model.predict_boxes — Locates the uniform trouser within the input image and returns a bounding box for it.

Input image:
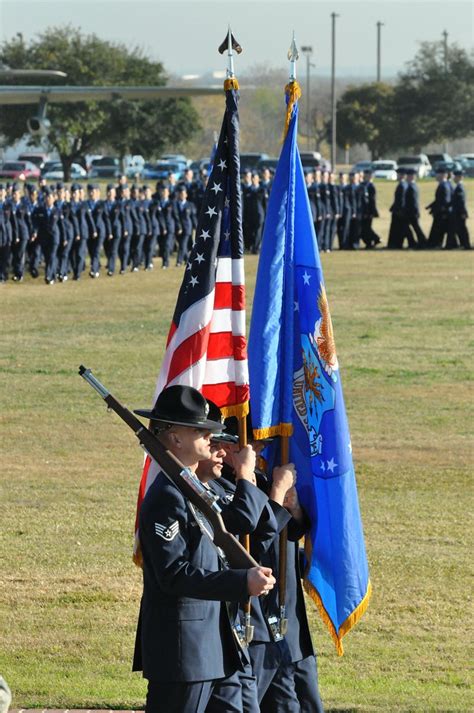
[41,238,59,281]
[248,640,300,712]
[71,237,88,278]
[360,217,381,248]
[239,660,260,713]
[29,239,43,274]
[0,243,11,280]
[131,232,145,268]
[247,221,264,254]
[454,216,471,249]
[314,219,323,250]
[11,237,29,278]
[104,235,121,273]
[159,232,174,267]
[57,236,74,277]
[145,671,243,713]
[119,233,132,270]
[427,216,449,248]
[406,217,426,247]
[321,217,336,251]
[445,216,460,249]
[342,217,360,249]
[176,231,191,265]
[143,233,158,267]
[88,234,105,273]
[387,215,405,249]
[292,655,325,713]
[336,217,345,249]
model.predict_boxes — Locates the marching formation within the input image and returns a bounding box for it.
[0,163,470,284]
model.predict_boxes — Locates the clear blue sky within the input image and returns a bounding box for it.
[1,0,472,79]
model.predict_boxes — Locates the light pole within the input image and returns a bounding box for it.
[376,21,384,82]
[442,30,449,152]
[301,45,314,150]
[330,12,339,171]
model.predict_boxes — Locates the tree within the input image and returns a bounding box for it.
[0,27,200,179]
[392,41,474,151]
[336,82,396,159]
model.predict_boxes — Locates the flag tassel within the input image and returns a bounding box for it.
[303,578,373,656]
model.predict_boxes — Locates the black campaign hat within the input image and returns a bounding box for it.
[224,412,274,444]
[207,401,239,444]
[134,385,224,432]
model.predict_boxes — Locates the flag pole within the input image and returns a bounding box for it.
[219,25,253,644]
[278,32,300,637]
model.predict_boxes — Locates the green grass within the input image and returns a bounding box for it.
[0,186,473,711]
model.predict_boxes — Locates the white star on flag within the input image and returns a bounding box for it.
[223,231,230,240]
[211,182,223,194]
[302,271,311,285]
[294,301,299,311]
[200,229,211,240]
[218,159,227,170]
[194,253,205,264]
[189,275,199,287]
[327,458,337,473]
[224,197,230,208]
[320,461,326,472]
[205,206,217,218]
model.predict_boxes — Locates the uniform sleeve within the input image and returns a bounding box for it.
[140,484,249,602]
[218,479,269,534]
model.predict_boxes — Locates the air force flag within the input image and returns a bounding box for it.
[248,82,371,655]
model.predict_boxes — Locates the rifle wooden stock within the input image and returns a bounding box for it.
[78,365,258,571]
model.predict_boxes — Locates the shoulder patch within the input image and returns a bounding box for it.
[154,520,179,541]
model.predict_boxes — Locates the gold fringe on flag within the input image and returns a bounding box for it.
[283,80,302,140]
[224,77,240,91]
[303,577,373,656]
[252,422,294,441]
[220,400,249,419]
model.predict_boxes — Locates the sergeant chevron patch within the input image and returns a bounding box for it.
[154,520,179,541]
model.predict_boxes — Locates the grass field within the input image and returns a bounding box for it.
[0,182,473,712]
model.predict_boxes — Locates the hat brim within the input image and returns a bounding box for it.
[133,409,224,433]
[210,432,240,444]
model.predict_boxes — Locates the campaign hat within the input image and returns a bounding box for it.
[207,401,239,444]
[134,385,224,432]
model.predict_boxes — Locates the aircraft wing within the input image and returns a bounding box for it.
[0,85,222,105]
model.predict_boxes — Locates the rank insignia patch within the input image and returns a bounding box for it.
[154,520,179,541]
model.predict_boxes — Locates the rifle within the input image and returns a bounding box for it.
[78,365,258,571]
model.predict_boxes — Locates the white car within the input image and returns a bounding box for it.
[372,160,398,180]
[43,162,87,180]
[397,154,431,179]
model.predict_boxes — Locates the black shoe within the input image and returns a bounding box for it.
[31,268,39,278]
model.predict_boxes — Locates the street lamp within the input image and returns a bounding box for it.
[330,12,339,171]
[301,45,315,150]
[376,21,384,82]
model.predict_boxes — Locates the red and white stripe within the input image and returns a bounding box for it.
[133,256,249,562]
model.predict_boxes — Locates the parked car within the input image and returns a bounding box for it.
[454,154,474,177]
[429,160,463,177]
[371,160,398,180]
[0,160,41,180]
[240,153,269,173]
[396,154,431,178]
[351,160,373,174]
[299,151,322,163]
[42,162,87,180]
[161,153,188,166]
[18,152,49,170]
[427,153,453,166]
[125,154,145,178]
[142,161,184,182]
[257,157,279,171]
[88,156,120,178]
[189,158,211,173]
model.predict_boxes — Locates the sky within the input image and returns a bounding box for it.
[0,0,473,79]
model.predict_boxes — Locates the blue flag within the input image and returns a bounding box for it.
[248,84,371,655]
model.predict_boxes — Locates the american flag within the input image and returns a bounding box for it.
[133,85,249,563]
